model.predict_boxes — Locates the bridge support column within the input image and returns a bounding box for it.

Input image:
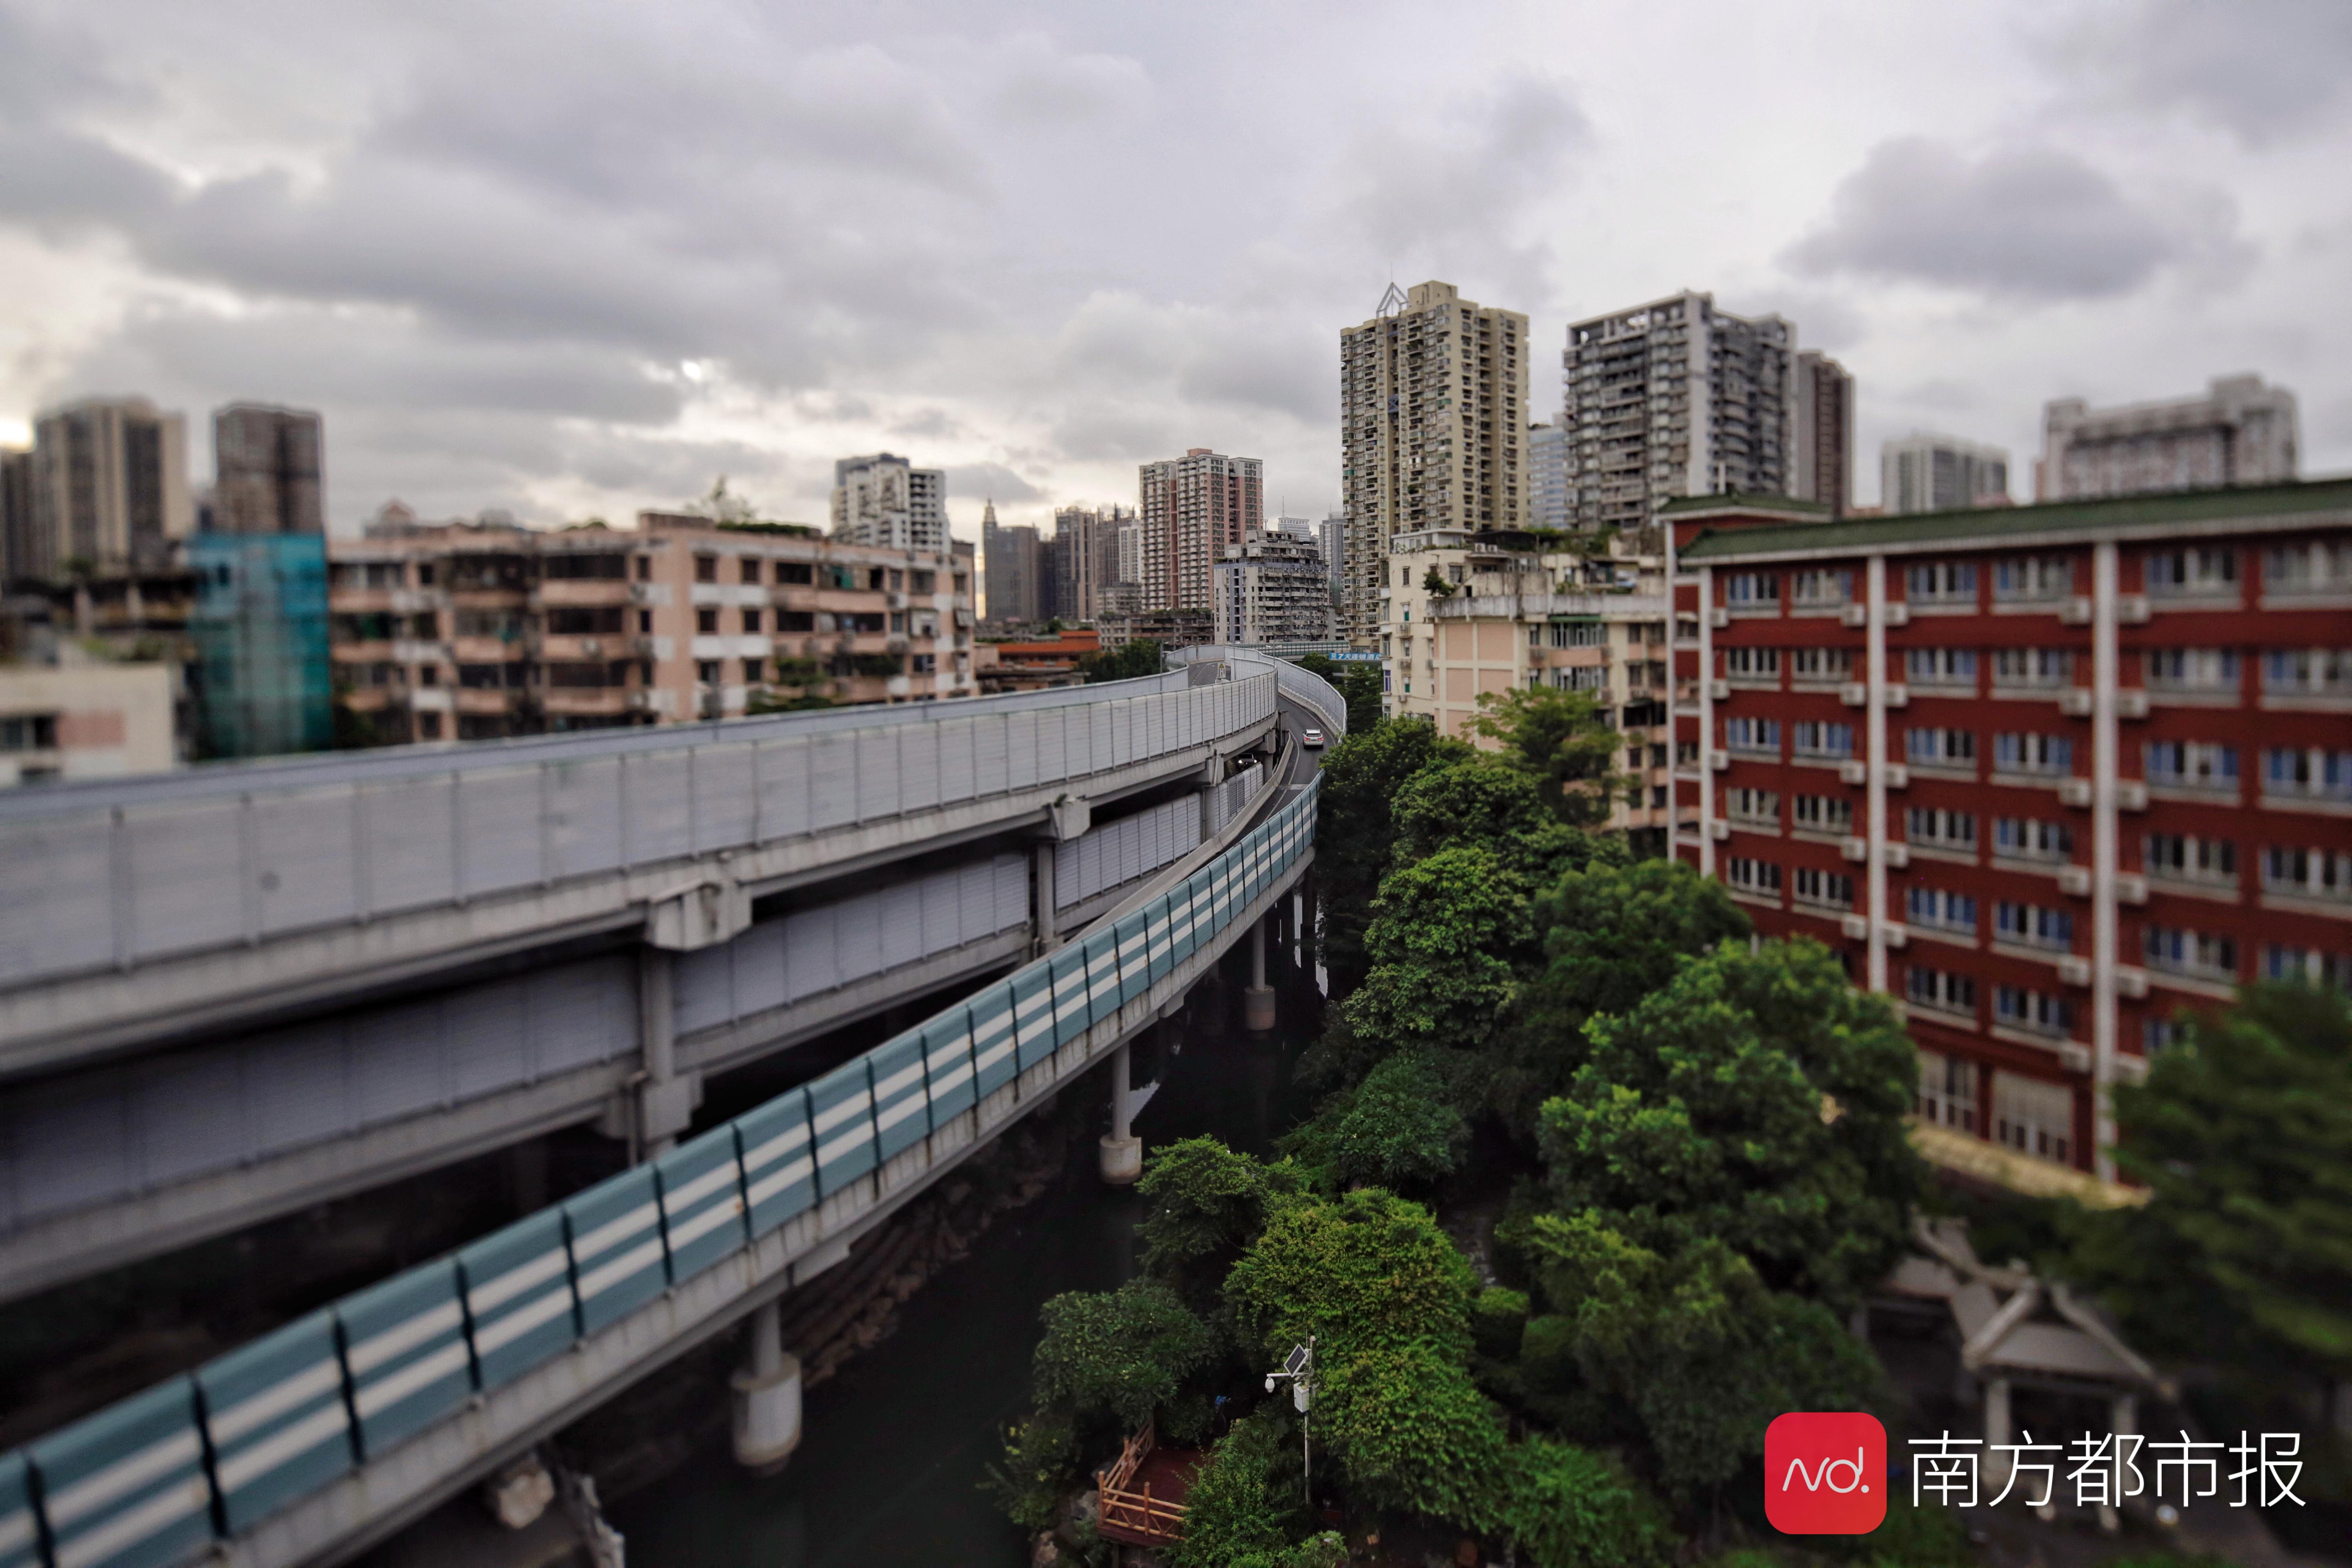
[732,1300,802,1472]
[1033,794,1090,956]
[1243,915,1275,1032]
[634,949,697,1160]
[1098,1040,1156,1185]
[1033,840,1059,953]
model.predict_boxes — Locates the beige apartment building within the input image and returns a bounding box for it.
[1339,281,1530,644]
[326,511,975,743]
[0,662,178,785]
[1381,526,1675,841]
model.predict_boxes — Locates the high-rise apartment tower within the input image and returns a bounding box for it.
[213,403,325,535]
[2037,375,2298,501]
[1339,281,1529,641]
[982,501,1046,623]
[28,396,194,576]
[0,448,32,588]
[1138,448,1262,612]
[1213,531,1332,646]
[831,452,949,553]
[1882,432,2011,515]
[1562,291,1795,534]
[1528,421,1570,530]
[1793,352,1854,519]
[1051,504,1132,623]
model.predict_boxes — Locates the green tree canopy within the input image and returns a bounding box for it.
[1295,655,1383,735]
[1167,1410,1309,1568]
[1226,1187,1502,1522]
[1484,860,1751,1139]
[1227,1187,1477,1367]
[1536,939,1920,1307]
[2085,982,2352,1387]
[1030,1277,1218,1432]
[1462,686,1624,827]
[1343,843,1531,1060]
[1312,719,1472,988]
[1389,753,1597,878]
[1137,1138,1301,1309]
[1519,1213,1879,1499]
[1079,638,1163,683]
[1281,1050,1469,1193]
[1495,1438,1672,1568]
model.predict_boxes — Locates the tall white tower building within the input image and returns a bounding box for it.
[831,452,948,553]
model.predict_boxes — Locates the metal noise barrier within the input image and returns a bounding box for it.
[0,777,1322,1568]
[0,672,1276,996]
[1166,646,1348,742]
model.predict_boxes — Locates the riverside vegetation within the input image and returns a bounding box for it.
[991,686,2350,1565]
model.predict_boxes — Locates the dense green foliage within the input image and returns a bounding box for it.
[1538,940,1921,1307]
[1134,1136,1300,1309]
[1031,1278,1219,1431]
[1461,687,1624,828]
[1166,1411,1307,1568]
[1078,637,1163,683]
[1295,654,1383,735]
[1279,1051,1468,1193]
[1484,859,1749,1140]
[2073,982,2352,1392]
[1000,688,1933,1559]
[1520,1215,1878,1496]
[1497,1439,1672,1568]
[1310,718,1469,989]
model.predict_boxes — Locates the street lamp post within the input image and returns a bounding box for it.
[1264,1338,1315,1502]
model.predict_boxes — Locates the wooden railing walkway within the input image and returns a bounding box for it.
[1095,1421,1193,1546]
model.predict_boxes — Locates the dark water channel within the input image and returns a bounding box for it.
[609,950,1324,1567]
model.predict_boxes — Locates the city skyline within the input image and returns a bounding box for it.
[0,2,2347,539]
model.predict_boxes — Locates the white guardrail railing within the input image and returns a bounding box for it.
[0,670,1273,999]
[1167,645,1347,742]
[0,776,1321,1568]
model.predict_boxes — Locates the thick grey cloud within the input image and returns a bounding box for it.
[1784,138,2243,302]
[945,463,1044,504]
[0,0,2346,532]
[2048,0,2352,145]
[74,307,682,423]
[1338,74,1589,307]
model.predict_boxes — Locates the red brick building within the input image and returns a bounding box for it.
[1667,480,2352,1178]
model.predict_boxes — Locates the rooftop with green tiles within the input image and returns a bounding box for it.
[1677,476,2352,561]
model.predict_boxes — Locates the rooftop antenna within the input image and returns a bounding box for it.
[1376,278,1407,318]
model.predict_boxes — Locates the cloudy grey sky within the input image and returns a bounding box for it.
[2,0,2348,537]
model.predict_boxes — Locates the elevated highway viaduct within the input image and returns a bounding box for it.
[0,666,1291,1303]
[0,649,1345,1568]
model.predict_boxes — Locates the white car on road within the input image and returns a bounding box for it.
[1301,728,1325,749]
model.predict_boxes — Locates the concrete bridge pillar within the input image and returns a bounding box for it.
[593,949,699,1161]
[1033,793,1091,956]
[1098,1039,1158,1184]
[633,949,697,1160]
[1243,914,1276,1032]
[1032,840,1059,953]
[732,1300,802,1472]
